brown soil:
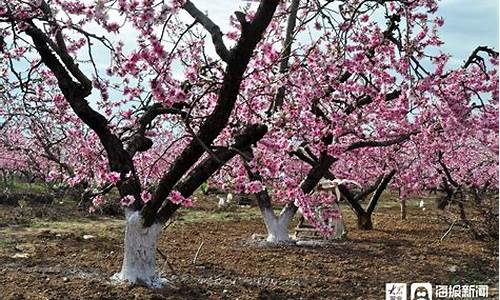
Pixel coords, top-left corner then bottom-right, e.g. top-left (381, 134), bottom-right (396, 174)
top-left (0, 198), bottom-right (497, 300)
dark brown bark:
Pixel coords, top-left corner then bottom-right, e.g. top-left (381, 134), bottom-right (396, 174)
top-left (142, 0), bottom-right (280, 226)
top-left (154, 124), bottom-right (268, 224)
top-left (247, 169), bottom-right (273, 212)
top-left (338, 170), bottom-right (396, 230)
top-left (281, 149), bottom-right (338, 217)
top-left (267, 0), bottom-right (300, 114)
top-left (126, 103), bottom-right (187, 156)
top-left (338, 184), bottom-right (366, 217)
top-left (357, 212), bottom-right (373, 230)
top-left (353, 170), bottom-right (396, 230)
top-left (346, 132), bottom-right (417, 152)
top-left (366, 170), bottom-right (396, 215)
top-left (183, 1), bottom-right (230, 62)
top-left (24, 24), bottom-right (143, 210)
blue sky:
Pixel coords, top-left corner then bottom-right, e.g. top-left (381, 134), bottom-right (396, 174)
top-left (438, 0), bottom-right (498, 66)
top-left (74, 1), bottom-right (499, 78)
top-left (63, 0), bottom-right (500, 110)
top-left (191, 0), bottom-right (499, 67)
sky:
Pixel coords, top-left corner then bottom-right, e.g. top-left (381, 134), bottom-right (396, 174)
top-left (73, 0), bottom-right (499, 80)
top-left (437, 0), bottom-right (499, 66)
top-left (33, 0), bottom-right (498, 111)
top-left (190, 0), bottom-right (499, 68)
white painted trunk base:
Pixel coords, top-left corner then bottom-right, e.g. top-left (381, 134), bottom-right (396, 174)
top-left (111, 211), bottom-right (166, 288)
top-left (331, 202), bottom-right (346, 239)
top-left (262, 207), bottom-right (293, 243)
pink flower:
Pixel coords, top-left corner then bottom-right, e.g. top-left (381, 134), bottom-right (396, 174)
top-left (151, 39), bottom-right (165, 57)
top-left (182, 198), bottom-right (193, 208)
top-left (435, 16), bottom-right (445, 27)
top-left (67, 174), bottom-right (83, 187)
top-left (168, 191), bottom-right (192, 207)
top-left (141, 191), bottom-right (152, 203)
top-left (105, 22), bottom-right (120, 33)
top-left (120, 195), bottom-right (135, 207)
top-left (107, 171), bottom-right (121, 184)
top-left (245, 181), bottom-right (264, 194)
top-left (92, 195), bottom-right (104, 207)
top-left (120, 109), bottom-right (133, 119)
top-left (170, 0), bottom-right (186, 10)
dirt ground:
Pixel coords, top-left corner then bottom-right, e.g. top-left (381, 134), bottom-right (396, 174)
top-left (0, 195), bottom-right (498, 300)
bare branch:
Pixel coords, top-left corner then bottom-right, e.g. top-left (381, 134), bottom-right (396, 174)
top-left (183, 0), bottom-right (230, 62)
top-left (144, 0), bottom-right (280, 226)
top-left (267, 0), bottom-right (306, 114)
top-left (346, 131), bottom-right (417, 151)
top-left (463, 46), bottom-right (498, 69)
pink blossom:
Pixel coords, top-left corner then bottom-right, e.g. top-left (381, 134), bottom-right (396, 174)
top-left (141, 191), bottom-right (152, 203)
top-left (120, 195), bottom-right (135, 207)
top-left (92, 195), bottom-right (104, 207)
top-left (168, 191), bottom-right (192, 207)
top-left (107, 171), bottom-right (121, 184)
top-left (245, 181), bottom-right (264, 194)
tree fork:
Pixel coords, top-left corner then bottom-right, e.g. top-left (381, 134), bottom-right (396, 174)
top-left (142, 0), bottom-right (280, 224)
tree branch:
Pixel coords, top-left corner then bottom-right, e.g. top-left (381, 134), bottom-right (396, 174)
top-left (183, 0), bottom-right (230, 62)
top-left (126, 103), bottom-right (187, 156)
top-left (268, 0), bottom-right (300, 113)
top-left (366, 169), bottom-right (396, 215)
top-left (154, 124), bottom-right (268, 223)
top-left (346, 131), bottom-right (417, 151)
top-left (143, 0), bottom-right (280, 226)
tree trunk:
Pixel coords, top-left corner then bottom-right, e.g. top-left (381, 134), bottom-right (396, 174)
top-left (331, 202), bottom-right (347, 238)
top-left (1, 170), bottom-right (8, 187)
top-left (112, 211), bottom-right (166, 288)
top-left (357, 212), bottom-right (373, 230)
top-left (244, 148), bottom-right (295, 243)
top-left (400, 198), bottom-right (407, 220)
top-left (356, 170), bottom-right (395, 230)
top-left (262, 207), bottom-right (291, 242)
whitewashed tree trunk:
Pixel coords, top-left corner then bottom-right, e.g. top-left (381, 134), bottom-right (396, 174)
top-left (262, 206), bottom-right (294, 243)
top-left (331, 202), bottom-right (346, 239)
top-left (111, 210), bottom-right (166, 288)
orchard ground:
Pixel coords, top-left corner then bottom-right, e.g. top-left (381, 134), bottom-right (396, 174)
top-left (0, 188), bottom-right (498, 300)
